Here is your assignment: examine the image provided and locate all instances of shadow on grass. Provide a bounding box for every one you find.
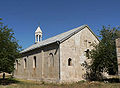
[0,78,20,85]
[103,78,120,83]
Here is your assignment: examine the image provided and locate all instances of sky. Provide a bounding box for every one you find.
[0,0,120,49]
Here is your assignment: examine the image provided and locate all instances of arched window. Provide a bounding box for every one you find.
[39,35,41,41]
[33,56,36,68]
[68,58,72,66]
[36,35,38,41]
[24,58,27,69]
[49,53,54,66]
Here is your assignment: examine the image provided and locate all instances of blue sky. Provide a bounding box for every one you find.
[0,0,120,49]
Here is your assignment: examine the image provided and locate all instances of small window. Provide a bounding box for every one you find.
[33,56,36,68]
[49,53,54,66]
[68,58,72,66]
[85,49,90,59]
[88,41,91,44]
[39,35,41,41]
[16,60,18,70]
[24,58,27,69]
[36,35,38,41]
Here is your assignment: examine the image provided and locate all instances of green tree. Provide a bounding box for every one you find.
[0,18,21,79]
[86,26,120,80]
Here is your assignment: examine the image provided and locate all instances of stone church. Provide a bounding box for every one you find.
[14,25,99,83]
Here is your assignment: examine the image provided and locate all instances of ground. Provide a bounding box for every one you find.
[0,73,120,88]
[0,78,120,88]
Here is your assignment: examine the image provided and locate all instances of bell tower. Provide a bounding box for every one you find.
[35,26,42,43]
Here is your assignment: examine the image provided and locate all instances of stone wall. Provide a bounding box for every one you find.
[14,43,60,82]
[60,27,99,83]
[116,38,120,75]
[14,26,99,83]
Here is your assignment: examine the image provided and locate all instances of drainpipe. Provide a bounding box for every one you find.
[57,41,61,82]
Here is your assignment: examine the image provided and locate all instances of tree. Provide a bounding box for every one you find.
[0,18,21,79]
[86,26,120,80]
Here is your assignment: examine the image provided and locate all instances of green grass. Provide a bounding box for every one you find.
[0,78,120,88]
[0,74,120,88]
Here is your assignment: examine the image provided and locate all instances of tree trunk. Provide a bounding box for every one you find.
[3,72,5,80]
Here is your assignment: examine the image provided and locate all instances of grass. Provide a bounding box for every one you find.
[0,78,120,88]
[0,74,120,88]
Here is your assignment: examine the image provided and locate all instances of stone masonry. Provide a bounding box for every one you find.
[14,25,99,83]
[116,38,120,75]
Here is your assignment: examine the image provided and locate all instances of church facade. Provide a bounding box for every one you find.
[14,25,99,83]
